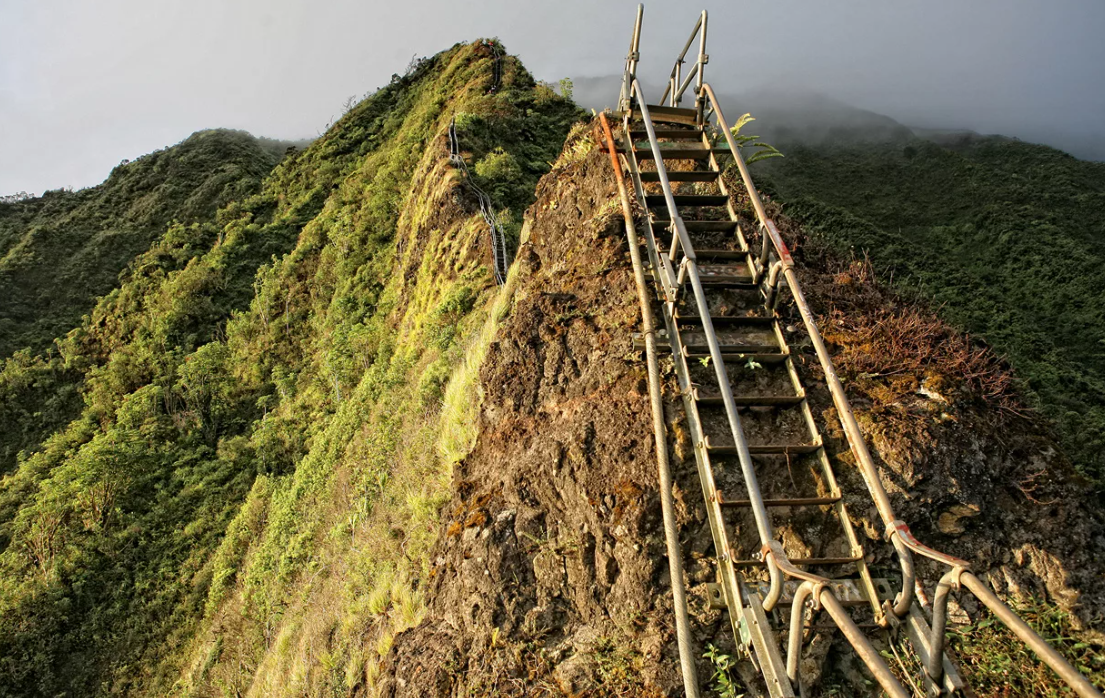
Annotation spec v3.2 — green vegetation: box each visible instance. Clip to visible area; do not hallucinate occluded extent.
[760,138,1105,484]
[0,129,288,357]
[948,594,1105,695]
[717,112,783,165]
[0,40,579,698]
[703,644,743,698]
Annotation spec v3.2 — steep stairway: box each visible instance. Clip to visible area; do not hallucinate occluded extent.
[600,5,1104,698]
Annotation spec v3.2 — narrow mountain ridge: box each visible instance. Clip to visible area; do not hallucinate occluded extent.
[0,41,577,697]
[1,38,1103,698]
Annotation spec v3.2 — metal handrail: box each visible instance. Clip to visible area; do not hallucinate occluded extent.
[618,5,644,113]
[626,79,910,698]
[599,111,701,698]
[658,9,707,113]
[698,80,1102,698]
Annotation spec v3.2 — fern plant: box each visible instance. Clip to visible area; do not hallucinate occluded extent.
[712,113,783,165]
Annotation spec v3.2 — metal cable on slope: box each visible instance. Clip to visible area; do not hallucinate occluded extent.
[489,42,503,93]
[449,116,509,285]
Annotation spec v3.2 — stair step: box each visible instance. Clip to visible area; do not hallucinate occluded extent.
[683,341,779,356]
[683,350,789,365]
[629,129,704,140]
[639,170,718,183]
[698,261,753,281]
[646,194,729,208]
[652,219,739,232]
[632,146,729,160]
[676,312,774,326]
[695,249,752,260]
[704,438,820,455]
[744,578,883,606]
[717,493,841,508]
[731,552,864,568]
[642,104,699,125]
[694,392,803,407]
[682,326,777,352]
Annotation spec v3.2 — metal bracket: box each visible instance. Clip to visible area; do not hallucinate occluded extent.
[737,610,752,646]
[707,582,727,610]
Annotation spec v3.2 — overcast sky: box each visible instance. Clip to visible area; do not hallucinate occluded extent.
[3,0,1104,195]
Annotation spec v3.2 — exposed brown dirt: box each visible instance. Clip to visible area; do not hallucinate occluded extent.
[380,126,1105,697]
[379,124,690,697]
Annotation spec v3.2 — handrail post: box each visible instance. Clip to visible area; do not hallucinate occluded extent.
[695,10,708,126]
[673,61,681,107]
[620,5,644,113]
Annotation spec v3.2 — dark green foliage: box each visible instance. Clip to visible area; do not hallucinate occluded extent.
[0,40,578,697]
[0,129,287,358]
[760,138,1105,484]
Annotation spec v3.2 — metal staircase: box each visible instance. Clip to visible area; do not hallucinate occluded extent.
[599,6,1103,697]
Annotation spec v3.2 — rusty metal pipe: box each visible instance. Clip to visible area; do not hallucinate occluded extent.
[694,10,708,125]
[961,572,1103,698]
[888,532,916,620]
[786,582,816,684]
[599,112,701,698]
[764,554,784,611]
[630,83,696,263]
[820,591,911,698]
[927,568,960,683]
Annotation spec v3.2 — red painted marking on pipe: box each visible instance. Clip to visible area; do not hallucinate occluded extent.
[765,220,792,264]
[893,522,969,567]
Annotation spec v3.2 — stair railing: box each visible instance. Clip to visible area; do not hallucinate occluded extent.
[698,80,1101,698]
[658,9,708,122]
[618,4,644,114]
[626,78,911,698]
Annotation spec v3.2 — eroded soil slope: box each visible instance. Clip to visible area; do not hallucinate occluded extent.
[383,123,1105,696]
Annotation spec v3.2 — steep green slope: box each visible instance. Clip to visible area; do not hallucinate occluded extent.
[759,138,1105,484]
[0,129,287,357]
[0,41,578,698]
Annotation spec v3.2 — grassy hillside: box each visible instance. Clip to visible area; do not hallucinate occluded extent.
[0,40,578,697]
[0,129,287,358]
[759,137,1105,485]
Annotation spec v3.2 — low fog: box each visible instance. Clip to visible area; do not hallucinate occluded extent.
[3,0,1103,195]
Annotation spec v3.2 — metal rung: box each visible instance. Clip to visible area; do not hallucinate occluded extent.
[631,146,729,160]
[717,493,841,508]
[684,351,789,365]
[646,194,729,207]
[694,248,751,260]
[675,313,774,326]
[746,577,888,605]
[705,439,820,455]
[639,170,717,183]
[629,129,704,140]
[684,343,780,356]
[732,552,865,568]
[694,393,804,407]
[642,104,699,124]
[695,277,757,287]
[652,219,738,232]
